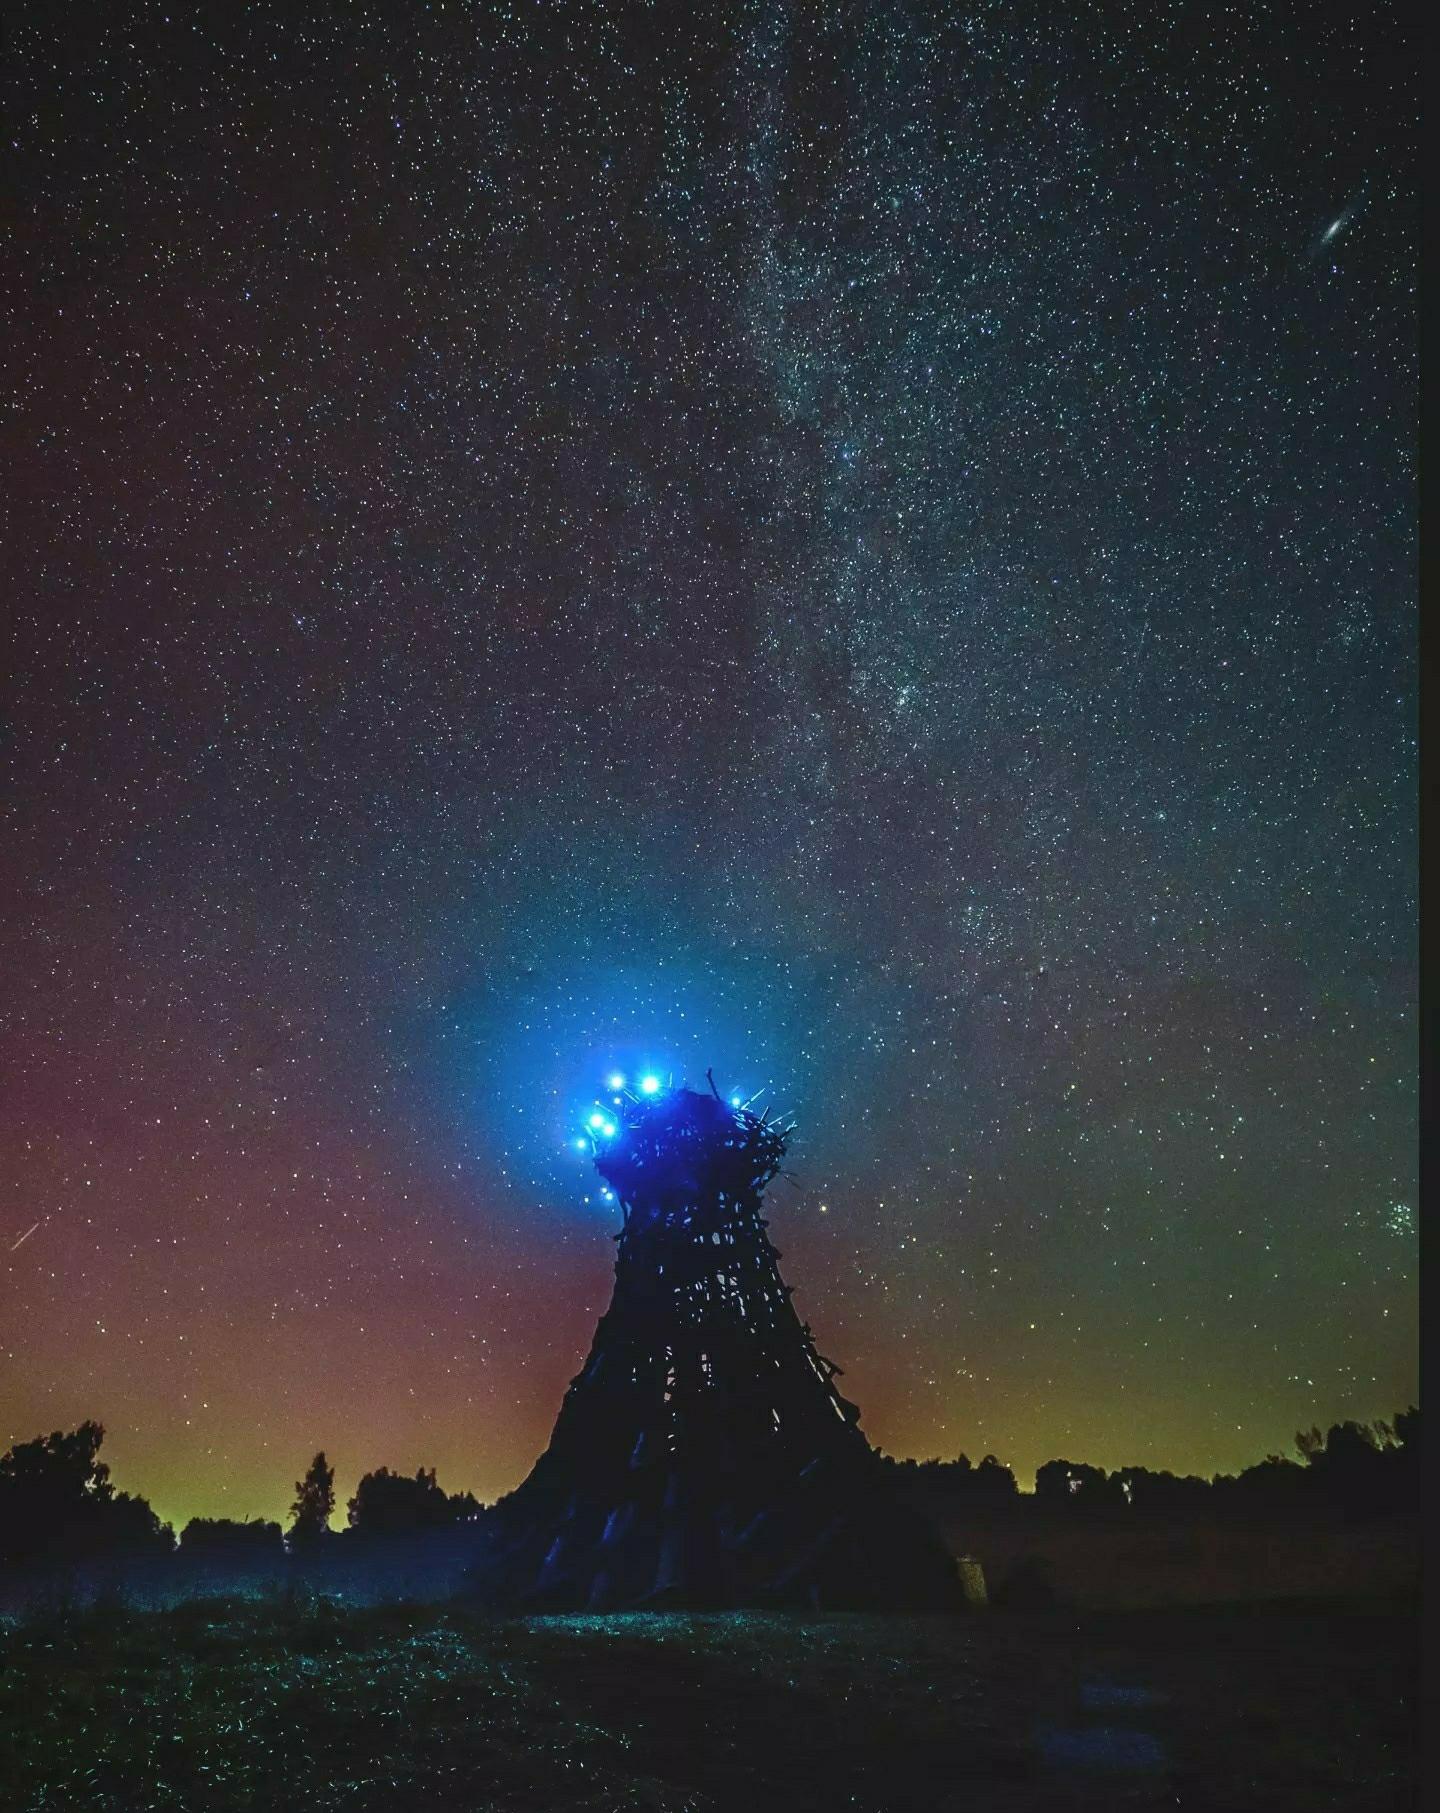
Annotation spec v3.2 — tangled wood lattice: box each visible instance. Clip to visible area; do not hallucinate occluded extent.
[473,1077,963,1610]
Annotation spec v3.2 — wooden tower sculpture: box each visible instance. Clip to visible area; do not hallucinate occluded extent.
[475,1076,962,1611]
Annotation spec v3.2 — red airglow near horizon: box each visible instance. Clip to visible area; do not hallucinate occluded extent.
[4,1065,1417,1533]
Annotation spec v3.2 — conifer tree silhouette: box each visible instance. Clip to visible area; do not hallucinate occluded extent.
[288,1451,336,1547]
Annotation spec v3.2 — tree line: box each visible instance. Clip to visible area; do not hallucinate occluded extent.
[0,1407,1419,1575]
[878,1408,1420,1520]
[0,1428,480,1574]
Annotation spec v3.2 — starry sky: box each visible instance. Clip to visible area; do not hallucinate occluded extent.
[2,1,1416,1529]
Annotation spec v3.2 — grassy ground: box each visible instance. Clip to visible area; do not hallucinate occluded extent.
[929,1508,1420,1611]
[0,1599,1416,1812]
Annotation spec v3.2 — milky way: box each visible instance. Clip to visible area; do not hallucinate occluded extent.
[2,2,1416,1524]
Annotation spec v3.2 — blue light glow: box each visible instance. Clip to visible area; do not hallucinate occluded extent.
[587,1111,606,1130]
[639,1074,661,1095]
[606,1072,625,1091]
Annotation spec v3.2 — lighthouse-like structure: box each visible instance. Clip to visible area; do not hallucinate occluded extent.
[475,1076,961,1610]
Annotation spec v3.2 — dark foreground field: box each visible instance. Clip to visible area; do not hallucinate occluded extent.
[0,1599,1415,1813]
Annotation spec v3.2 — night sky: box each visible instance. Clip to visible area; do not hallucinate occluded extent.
[2,2,1416,1529]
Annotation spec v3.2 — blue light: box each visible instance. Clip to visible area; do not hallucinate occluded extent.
[587,1111,606,1131]
[606,1072,625,1091]
[730,1095,742,1108]
[639,1074,661,1095]
[601,1121,617,1137]
[574,1137,588,1151]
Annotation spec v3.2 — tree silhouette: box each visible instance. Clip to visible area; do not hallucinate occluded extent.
[1391,1406,1420,1497]
[1112,1466,1213,1517]
[179,1518,286,1561]
[288,1451,336,1547]
[1216,1455,1312,1513]
[876,1451,1018,1510]
[1295,1425,1326,1463]
[0,1422,171,1566]
[1298,1419,1400,1517]
[1034,1459,1123,1511]
[972,1454,1020,1503]
[347,1466,476,1539]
